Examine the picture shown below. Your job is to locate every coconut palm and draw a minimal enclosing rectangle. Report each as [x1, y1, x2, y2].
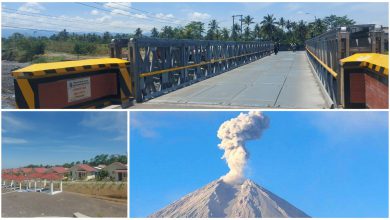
[260, 14, 277, 41]
[206, 19, 219, 40]
[278, 17, 286, 31]
[242, 15, 255, 40]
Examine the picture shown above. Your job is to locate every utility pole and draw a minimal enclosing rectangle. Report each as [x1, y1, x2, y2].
[232, 15, 243, 38]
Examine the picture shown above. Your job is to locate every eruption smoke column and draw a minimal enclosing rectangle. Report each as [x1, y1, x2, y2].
[217, 111, 269, 184]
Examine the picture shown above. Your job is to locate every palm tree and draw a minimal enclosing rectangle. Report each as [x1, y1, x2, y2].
[286, 20, 292, 33]
[242, 15, 255, 40]
[206, 19, 219, 40]
[220, 28, 230, 41]
[296, 20, 308, 45]
[160, 26, 174, 38]
[231, 23, 241, 41]
[150, 27, 159, 38]
[279, 17, 286, 32]
[260, 14, 277, 41]
[253, 23, 261, 40]
[134, 28, 142, 38]
[309, 18, 327, 37]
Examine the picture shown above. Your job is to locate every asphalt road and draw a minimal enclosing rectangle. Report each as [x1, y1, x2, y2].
[2, 191, 127, 217]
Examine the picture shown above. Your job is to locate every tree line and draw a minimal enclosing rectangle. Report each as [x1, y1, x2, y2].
[135, 14, 355, 45]
[23, 154, 127, 169]
[2, 14, 355, 62]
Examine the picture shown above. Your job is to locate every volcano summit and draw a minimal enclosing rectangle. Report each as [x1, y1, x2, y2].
[150, 179, 310, 218]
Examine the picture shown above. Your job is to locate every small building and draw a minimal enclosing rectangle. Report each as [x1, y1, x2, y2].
[46, 167, 68, 174]
[69, 164, 96, 181]
[46, 167, 69, 180]
[33, 167, 47, 174]
[104, 162, 127, 181]
[21, 168, 33, 175]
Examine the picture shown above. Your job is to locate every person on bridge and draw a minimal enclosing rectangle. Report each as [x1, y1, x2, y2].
[274, 43, 279, 55]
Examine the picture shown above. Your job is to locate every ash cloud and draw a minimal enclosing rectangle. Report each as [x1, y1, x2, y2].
[217, 111, 269, 184]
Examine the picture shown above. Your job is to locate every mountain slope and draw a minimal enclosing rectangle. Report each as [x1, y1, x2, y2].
[149, 179, 310, 218]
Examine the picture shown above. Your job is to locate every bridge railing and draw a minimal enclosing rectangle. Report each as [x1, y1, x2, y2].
[110, 38, 273, 102]
[305, 24, 388, 107]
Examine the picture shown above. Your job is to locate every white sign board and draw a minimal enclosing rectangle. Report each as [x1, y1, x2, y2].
[67, 77, 91, 102]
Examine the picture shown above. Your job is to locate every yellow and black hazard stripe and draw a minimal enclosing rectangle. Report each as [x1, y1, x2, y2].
[13, 62, 131, 78]
[14, 79, 35, 108]
[14, 66, 134, 109]
[361, 61, 388, 76]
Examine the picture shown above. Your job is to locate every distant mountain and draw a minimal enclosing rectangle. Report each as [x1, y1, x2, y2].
[150, 179, 310, 218]
[1, 28, 55, 38]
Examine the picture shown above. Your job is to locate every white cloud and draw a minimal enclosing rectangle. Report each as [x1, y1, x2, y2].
[156, 13, 175, 20]
[3, 137, 28, 144]
[97, 15, 112, 22]
[91, 9, 99, 15]
[134, 13, 147, 19]
[310, 112, 388, 137]
[2, 114, 32, 131]
[80, 112, 126, 132]
[131, 114, 162, 138]
[18, 2, 45, 13]
[188, 12, 211, 21]
[104, 2, 131, 11]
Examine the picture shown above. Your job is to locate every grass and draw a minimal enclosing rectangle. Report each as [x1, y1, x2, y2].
[62, 182, 127, 201]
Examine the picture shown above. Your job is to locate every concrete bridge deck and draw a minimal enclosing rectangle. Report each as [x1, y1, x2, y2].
[133, 51, 331, 109]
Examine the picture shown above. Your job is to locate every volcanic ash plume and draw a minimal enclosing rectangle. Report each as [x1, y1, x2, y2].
[217, 111, 269, 184]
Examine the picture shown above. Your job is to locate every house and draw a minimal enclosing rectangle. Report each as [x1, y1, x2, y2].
[46, 167, 69, 180]
[33, 167, 47, 174]
[46, 167, 68, 175]
[69, 164, 96, 181]
[104, 162, 127, 181]
[21, 168, 33, 175]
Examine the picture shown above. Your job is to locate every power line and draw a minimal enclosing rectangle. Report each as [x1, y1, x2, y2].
[2, 7, 132, 30]
[84, 2, 180, 26]
[106, 2, 191, 23]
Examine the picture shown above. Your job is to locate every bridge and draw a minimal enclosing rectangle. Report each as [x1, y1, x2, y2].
[11, 24, 388, 109]
[134, 51, 329, 109]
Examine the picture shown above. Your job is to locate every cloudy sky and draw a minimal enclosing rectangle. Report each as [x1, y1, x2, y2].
[2, 111, 127, 168]
[1, 2, 388, 35]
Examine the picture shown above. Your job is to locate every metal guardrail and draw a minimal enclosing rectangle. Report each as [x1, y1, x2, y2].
[110, 38, 274, 102]
[305, 24, 388, 106]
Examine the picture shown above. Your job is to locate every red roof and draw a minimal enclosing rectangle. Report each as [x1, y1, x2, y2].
[21, 168, 33, 173]
[12, 168, 21, 173]
[33, 167, 47, 173]
[77, 164, 96, 172]
[49, 167, 68, 174]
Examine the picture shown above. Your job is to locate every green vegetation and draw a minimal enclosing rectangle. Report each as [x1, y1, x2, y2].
[2, 30, 128, 62]
[142, 14, 355, 47]
[24, 154, 127, 168]
[2, 14, 355, 62]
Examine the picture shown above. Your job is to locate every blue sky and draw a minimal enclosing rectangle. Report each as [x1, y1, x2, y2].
[130, 111, 388, 218]
[2, 111, 127, 168]
[2, 2, 388, 35]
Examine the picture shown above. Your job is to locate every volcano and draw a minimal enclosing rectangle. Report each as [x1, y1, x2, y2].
[149, 179, 310, 218]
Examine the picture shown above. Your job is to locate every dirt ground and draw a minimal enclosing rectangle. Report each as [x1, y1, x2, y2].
[1, 191, 127, 217]
[62, 182, 127, 201]
[1, 60, 30, 109]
